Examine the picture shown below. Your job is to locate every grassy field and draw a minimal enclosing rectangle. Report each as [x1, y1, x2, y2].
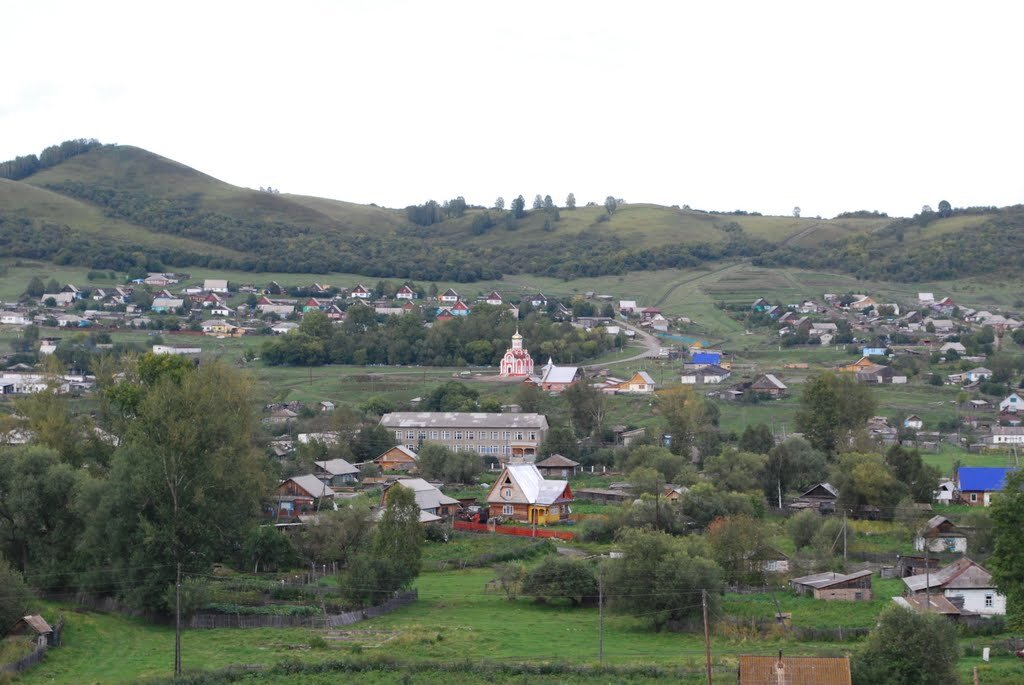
[19, 560, 1024, 685]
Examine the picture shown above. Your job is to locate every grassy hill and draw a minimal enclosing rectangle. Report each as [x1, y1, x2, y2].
[0, 141, 1011, 281]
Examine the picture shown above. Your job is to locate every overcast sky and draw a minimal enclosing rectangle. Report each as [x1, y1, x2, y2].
[4, 1, 1022, 218]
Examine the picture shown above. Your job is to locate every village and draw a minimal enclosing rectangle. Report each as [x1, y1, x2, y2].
[2, 264, 1024, 684]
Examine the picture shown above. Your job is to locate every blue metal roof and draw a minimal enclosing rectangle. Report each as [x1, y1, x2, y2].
[958, 467, 1015, 492]
[692, 352, 721, 364]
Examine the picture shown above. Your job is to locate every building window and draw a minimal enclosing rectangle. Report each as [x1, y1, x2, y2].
[455, 431, 463, 440]
[429, 431, 438, 439]
[514, 431, 524, 440]
[441, 431, 450, 440]
[394, 431, 402, 440]
[985, 594, 994, 607]
[854, 592, 863, 600]
[466, 431, 474, 440]
[970, 493, 978, 502]
[528, 432, 536, 440]
[502, 504, 513, 515]
[492, 431, 499, 439]
[503, 488, 511, 498]
[503, 431, 511, 440]
[406, 430, 415, 439]
[418, 431, 426, 439]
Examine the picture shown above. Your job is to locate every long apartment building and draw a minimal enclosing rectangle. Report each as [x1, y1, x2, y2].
[379, 412, 549, 461]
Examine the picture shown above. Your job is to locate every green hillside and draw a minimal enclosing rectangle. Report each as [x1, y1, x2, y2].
[0, 140, 1013, 281]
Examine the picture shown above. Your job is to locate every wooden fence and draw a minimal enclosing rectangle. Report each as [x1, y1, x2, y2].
[187, 590, 418, 629]
[453, 520, 575, 540]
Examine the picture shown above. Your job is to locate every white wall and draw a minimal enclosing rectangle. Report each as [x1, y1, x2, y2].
[945, 589, 1006, 616]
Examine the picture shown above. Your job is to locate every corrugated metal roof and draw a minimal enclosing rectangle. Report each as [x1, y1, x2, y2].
[505, 464, 570, 505]
[958, 467, 1014, 492]
[903, 557, 993, 592]
[791, 569, 871, 589]
[738, 655, 851, 685]
[286, 475, 336, 498]
[313, 458, 358, 476]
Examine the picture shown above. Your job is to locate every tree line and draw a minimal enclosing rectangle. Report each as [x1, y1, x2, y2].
[0, 138, 103, 180]
[261, 308, 614, 367]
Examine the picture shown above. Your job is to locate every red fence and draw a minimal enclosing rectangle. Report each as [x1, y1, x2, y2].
[454, 520, 575, 540]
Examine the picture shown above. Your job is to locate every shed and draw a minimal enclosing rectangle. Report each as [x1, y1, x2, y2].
[790, 570, 872, 601]
[9, 615, 52, 638]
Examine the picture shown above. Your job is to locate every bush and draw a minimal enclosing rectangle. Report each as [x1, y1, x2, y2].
[522, 557, 598, 605]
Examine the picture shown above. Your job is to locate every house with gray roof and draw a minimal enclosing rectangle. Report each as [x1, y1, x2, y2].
[486, 463, 573, 524]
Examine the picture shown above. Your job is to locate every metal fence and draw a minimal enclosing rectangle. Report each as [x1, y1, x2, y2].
[187, 590, 418, 630]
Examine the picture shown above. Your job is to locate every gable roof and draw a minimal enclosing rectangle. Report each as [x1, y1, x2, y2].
[892, 595, 961, 615]
[286, 475, 336, 498]
[738, 655, 851, 685]
[392, 478, 460, 511]
[799, 482, 838, 499]
[903, 557, 993, 592]
[791, 569, 872, 590]
[534, 454, 580, 468]
[502, 464, 571, 505]
[958, 466, 1014, 491]
[751, 373, 787, 390]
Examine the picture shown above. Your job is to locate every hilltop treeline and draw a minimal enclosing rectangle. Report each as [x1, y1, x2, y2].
[0, 138, 103, 180]
[755, 206, 1021, 281]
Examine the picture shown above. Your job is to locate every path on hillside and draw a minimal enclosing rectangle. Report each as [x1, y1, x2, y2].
[780, 221, 824, 246]
[652, 261, 749, 308]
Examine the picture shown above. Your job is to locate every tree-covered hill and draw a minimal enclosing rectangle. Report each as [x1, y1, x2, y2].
[0, 140, 1008, 282]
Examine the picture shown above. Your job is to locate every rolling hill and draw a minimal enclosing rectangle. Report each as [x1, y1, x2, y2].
[0, 141, 1014, 282]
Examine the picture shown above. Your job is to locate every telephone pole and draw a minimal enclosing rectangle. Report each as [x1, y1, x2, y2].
[598, 565, 604, 666]
[702, 589, 712, 685]
[843, 510, 848, 561]
[175, 562, 182, 676]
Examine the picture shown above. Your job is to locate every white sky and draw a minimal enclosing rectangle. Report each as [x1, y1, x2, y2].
[3, 1, 1022, 218]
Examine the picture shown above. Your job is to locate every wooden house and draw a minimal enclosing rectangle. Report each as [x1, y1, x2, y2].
[486, 463, 573, 525]
[534, 453, 580, 478]
[313, 458, 359, 487]
[749, 374, 787, 397]
[913, 515, 967, 554]
[272, 475, 336, 519]
[788, 483, 838, 513]
[373, 445, 419, 472]
[902, 557, 1005, 616]
[616, 371, 656, 394]
[381, 479, 460, 522]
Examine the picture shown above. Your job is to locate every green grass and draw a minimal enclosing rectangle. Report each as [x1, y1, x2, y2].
[19, 565, 1024, 685]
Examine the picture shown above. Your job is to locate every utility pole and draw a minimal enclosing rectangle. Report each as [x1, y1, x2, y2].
[925, 543, 931, 613]
[702, 589, 712, 685]
[598, 565, 604, 666]
[843, 510, 847, 561]
[175, 562, 182, 676]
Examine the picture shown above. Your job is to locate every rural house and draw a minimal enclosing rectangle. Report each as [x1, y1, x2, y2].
[534, 453, 581, 478]
[313, 458, 360, 487]
[527, 359, 582, 393]
[616, 371, 656, 394]
[372, 445, 419, 472]
[902, 557, 1005, 616]
[272, 475, 336, 519]
[788, 483, 838, 513]
[381, 479, 460, 522]
[956, 466, 1015, 506]
[486, 463, 573, 525]
[913, 516, 967, 554]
